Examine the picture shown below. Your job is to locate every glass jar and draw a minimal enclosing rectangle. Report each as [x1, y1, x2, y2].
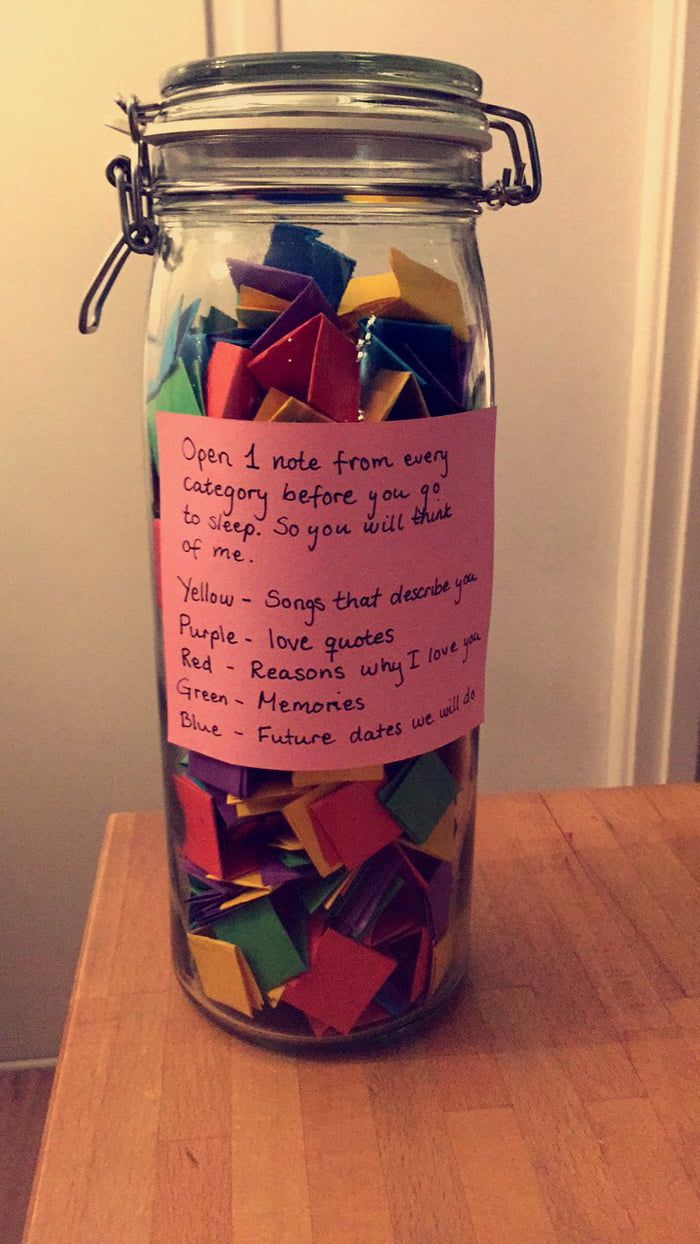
[81, 52, 540, 1049]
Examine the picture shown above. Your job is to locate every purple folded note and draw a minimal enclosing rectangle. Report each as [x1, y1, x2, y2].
[187, 751, 253, 798]
[259, 859, 313, 887]
[227, 260, 340, 356]
[333, 848, 401, 939]
[214, 794, 240, 829]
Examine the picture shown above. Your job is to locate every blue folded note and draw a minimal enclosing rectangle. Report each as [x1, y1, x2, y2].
[263, 222, 356, 310]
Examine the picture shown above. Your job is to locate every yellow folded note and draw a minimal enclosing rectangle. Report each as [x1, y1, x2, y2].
[219, 888, 272, 910]
[291, 764, 385, 788]
[238, 285, 290, 312]
[254, 387, 290, 422]
[239, 954, 264, 1011]
[390, 247, 469, 341]
[231, 871, 269, 890]
[226, 776, 299, 813]
[269, 831, 306, 852]
[361, 370, 430, 423]
[271, 396, 332, 424]
[338, 271, 400, 316]
[187, 933, 254, 1016]
[230, 794, 293, 818]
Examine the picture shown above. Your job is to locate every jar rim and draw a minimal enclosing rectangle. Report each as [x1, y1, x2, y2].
[160, 51, 483, 102]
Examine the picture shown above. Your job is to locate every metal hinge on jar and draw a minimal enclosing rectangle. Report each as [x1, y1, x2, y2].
[78, 96, 159, 334]
[478, 103, 542, 209]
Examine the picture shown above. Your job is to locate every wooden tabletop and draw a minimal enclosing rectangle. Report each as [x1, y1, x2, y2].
[24, 785, 700, 1244]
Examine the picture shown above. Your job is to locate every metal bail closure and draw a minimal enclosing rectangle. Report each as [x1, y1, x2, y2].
[79, 85, 542, 331]
[478, 103, 542, 209]
[79, 96, 158, 334]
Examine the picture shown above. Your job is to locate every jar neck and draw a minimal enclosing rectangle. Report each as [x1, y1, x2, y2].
[150, 129, 485, 208]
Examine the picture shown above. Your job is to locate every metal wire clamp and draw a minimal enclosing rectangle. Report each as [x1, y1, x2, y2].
[79, 97, 158, 334]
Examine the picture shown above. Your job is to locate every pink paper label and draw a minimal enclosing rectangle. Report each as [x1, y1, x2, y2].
[156, 408, 496, 769]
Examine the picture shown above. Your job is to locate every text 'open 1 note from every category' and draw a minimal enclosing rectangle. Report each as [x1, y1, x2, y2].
[156, 408, 496, 768]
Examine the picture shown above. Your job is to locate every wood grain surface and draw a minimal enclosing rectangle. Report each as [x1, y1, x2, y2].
[23, 787, 700, 1243]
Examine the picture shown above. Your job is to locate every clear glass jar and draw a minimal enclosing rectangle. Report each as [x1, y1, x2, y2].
[85, 52, 540, 1049]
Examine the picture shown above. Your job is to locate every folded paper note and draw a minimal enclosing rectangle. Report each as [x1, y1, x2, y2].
[239, 952, 264, 1010]
[300, 871, 348, 913]
[214, 896, 307, 992]
[361, 370, 430, 423]
[264, 223, 356, 310]
[227, 260, 339, 356]
[411, 803, 459, 863]
[291, 765, 385, 788]
[390, 248, 469, 341]
[233, 306, 278, 332]
[430, 928, 454, 995]
[359, 322, 461, 416]
[150, 297, 201, 397]
[281, 928, 395, 1035]
[174, 773, 223, 877]
[364, 317, 462, 403]
[365, 885, 422, 948]
[214, 794, 245, 829]
[282, 787, 342, 877]
[227, 776, 298, 805]
[254, 387, 331, 424]
[199, 305, 239, 338]
[310, 782, 401, 870]
[338, 271, 400, 316]
[239, 284, 291, 314]
[208, 327, 259, 350]
[187, 932, 255, 1016]
[376, 927, 432, 1014]
[378, 752, 458, 844]
[180, 332, 210, 410]
[187, 752, 255, 798]
[205, 342, 262, 420]
[236, 286, 289, 332]
[248, 313, 360, 422]
[147, 359, 202, 464]
[400, 847, 454, 942]
[254, 387, 292, 422]
[425, 860, 453, 941]
[330, 848, 403, 938]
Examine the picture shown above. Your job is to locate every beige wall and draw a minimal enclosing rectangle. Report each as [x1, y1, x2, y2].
[0, 3, 205, 1060]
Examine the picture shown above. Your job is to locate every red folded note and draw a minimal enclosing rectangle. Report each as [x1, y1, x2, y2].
[248, 313, 360, 422]
[205, 341, 262, 420]
[310, 782, 401, 870]
[173, 773, 222, 877]
[282, 928, 395, 1034]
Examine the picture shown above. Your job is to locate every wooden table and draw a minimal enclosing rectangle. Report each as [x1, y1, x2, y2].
[24, 785, 700, 1243]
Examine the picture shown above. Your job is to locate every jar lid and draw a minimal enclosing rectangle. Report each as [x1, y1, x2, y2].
[161, 51, 483, 100]
[147, 51, 491, 152]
